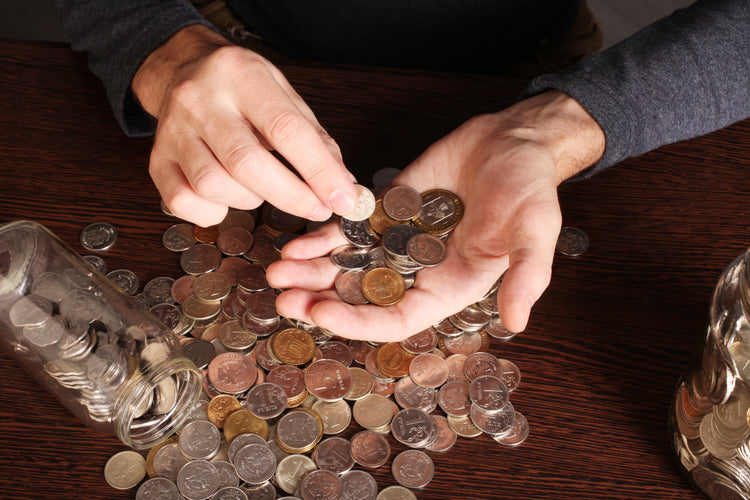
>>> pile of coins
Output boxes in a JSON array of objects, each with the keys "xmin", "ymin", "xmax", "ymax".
[
  {"xmin": 332, "ymin": 185, "xmax": 460, "ymax": 307},
  {"xmin": 90, "ymin": 186, "xmax": 528, "ymax": 499}
]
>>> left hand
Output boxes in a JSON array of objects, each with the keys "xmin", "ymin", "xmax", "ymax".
[{"xmin": 265, "ymin": 91, "xmax": 605, "ymax": 341}]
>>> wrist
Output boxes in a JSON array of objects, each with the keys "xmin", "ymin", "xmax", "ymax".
[
  {"xmin": 132, "ymin": 24, "xmax": 232, "ymax": 118},
  {"xmin": 501, "ymin": 90, "xmax": 606, "ymax": 183}
]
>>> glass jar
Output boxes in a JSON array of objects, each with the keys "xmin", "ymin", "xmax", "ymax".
[
  {"xmin": 671, "ymin": 248, "xmax": 750, "ymax": 499},
  {"xmin": 0, "ymin": 221, "xmax": 202, "ymax": 450}
]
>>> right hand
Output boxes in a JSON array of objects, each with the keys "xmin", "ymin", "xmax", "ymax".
[{"xmin": 132, "ymin": 25, "xmax": 358, "ymax": 226}]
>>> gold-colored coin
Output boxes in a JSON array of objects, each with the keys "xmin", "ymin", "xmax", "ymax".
[
  {"xmin": 375, "ymin": 342, "xmax": 415, "ymax": 379},
  {"xmin": 207, "ymin": 394, "xmax": 242, "ymax": 429},
  {"xmin": 412, "ymin": 189, "xmax": 463, "ymax": 236},
  {"xmin": 447, "ymin": 414, "xmax": 483, "ymax": 438},
  {"xmin": 269, "ymin": 328, "xmax": 316, "ymax": 366},
  {"xmin": 218, "ymin": 319, "xmax": 257, "ymax": 351},
  {"xmin": 223, "ymin": 409, "xmax": 269, "ymax": 444},
  {"xmin": 361, "ymin": 267, "xmax": 405, "ymax": 306},
  {"xmin": 145, "ymin": 435, "xmax": 178, "ymax": 478},
  {"xmin": 181, "ymin": 294, "xmax": 221, "ymax": 321},
  {"xmin": 367, "ymin": 198, "xmax": 401, "ymax": 236}
]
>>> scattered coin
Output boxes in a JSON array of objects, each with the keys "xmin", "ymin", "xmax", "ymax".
[
  {"xmin": 556, "ymin": 226, "xmax": 589, "ymax": 256},
  {"xmin": 80, "ymin": 222, "xmax": 117, "ymax": 251}
]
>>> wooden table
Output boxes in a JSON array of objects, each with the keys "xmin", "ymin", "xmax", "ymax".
[{"xmin": 1, "ymin": 38, "xmax": 748, "ymax": 499}]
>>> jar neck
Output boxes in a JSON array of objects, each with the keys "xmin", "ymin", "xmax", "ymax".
[{"xmin": 114, "ymin": 355, "xmax": 201, "ymax": 450}]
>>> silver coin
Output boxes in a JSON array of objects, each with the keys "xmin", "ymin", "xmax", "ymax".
[
  {"xmin": 106, "ymin": 268, "xmax": 140, "ymax": 295},
  {"xmin": 340, "ymin": 469, "xmax": 378, "ymax": 500},
  {"xmin": 136, "ymin": 477, "xmax": 180, "ymax": 500},
  {"xmin": 233, "ymin": 443, "xmax": 277, "ymax": 485},
  {"xmin": 340, "ymin": 218, "xmax": 378, "ymax": 248},
  {"xmin": 143, "ymin": 276, "xmax": 176, "ymax": 306},
  {"xmin": 330, "ymin": 245, "xmax": 371, "ymax": 270},
  {"xmin": 213, "ymin": 487, "xmax": 249, "ymax": 500},
  {"xmin": 176, "ymin": 459, "xmax": 220, "ymax": 500},
  {"xmin": 344, "ymin": 185, "xmax": 376, "ymax": 222},
  {"xmin": 179, "ymin": 419, "xmax": 222, "ymax": 460},
  {"xmin": 391, "ymin": 449, "xmax": 434, "ymax": 489},
  {"xmin": 80, "ymin": 222, "xmax": 117, "ymax": 251},
  {"xmin": 81, "ymin": 254, "xmax": 107, "ymax": 274},
  {"xmin": 163, "ymin": 223, "xmax": 196, "ymax": 252},
  {"xmin": 556, "ymin": 226, "xmax": 589, "ymax": 256}
]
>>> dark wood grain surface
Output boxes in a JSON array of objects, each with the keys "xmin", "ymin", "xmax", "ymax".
[{"xmin": 1, "ymin": 38, "xmax": 748, "ymax": 499}]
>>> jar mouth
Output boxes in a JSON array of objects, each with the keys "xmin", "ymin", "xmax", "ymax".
[{"xmin": 115, "ymin": 356, "xmax": 202, "ymax": 450}]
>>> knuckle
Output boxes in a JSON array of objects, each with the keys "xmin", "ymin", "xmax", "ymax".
[
  {"xmin": 190, "ymin": 163, "xmax": 226, "ymax": 200},
  {"xmin": 265, "ymin": 110, "xmax": 304, "ymax": 145}
]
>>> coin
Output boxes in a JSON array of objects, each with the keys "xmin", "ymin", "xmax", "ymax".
[
  {"xmin": 216, "ymin": 226, "xmax": 254, "ymax": 256},
  {"xmin": 80, "ymin": 222, "xmax": 117, "ymax": 251},
  {"xmin": 425, "ymin": 415, "xmax": 458, "ymax": 453},
  {"xmin": 344, "ymin": 184, "xmax": 376, "ymax": 222},
  {"xmin": 106, "ymin": 268, "xmax": 139, "ymax": 295},
  {"xmin": 104, "ymin": 450, "xmax": 146, "ymax": 490},
  {"xmin": 275, "ymin": 407, "xmax": 324, "ymax": 453},
  {"xmin": 317, "ymin": 340, "xmax": 354, "ymax": 367},
  {"xmin": 299, "ymin": 470, "xmax": 344, "ymax": 500},
  {"xmin": 312, "ymin": 398, "xmax": 352, "ymax": 435},
  {"xmin": 246, "ymin": 382, "xmax": 287, "ymax": 419},
  {"xmin": 270, "ymin": 328, "xmax": 316, "ymax": 366},
  {"xmin": 176, "ymin": 459, "xmax": 220, "ymax": 499},
  {"xmin": 367, "ymin": 198, "xmax": 401, "ymax": 236},
  {"xmin": 340, "ymin": 217, "xmax": 379, "ymax": 248},
  {"xmin": 207, "ymin": 394, "xmax": 242, "ymax": 428},
  {"xmin": 335, "ymin": 270, "xmax": 369, "ymax": 305},
  {"xmin": 469, "ymin": 374, "xmax": 510, "ymax": 413},
  {"xmin": 437, "ymin": 380, "xmax": 472, "ymax": 417},
  {"xmin": 361, "ymin": 267, "xmax": 405, "ymax": 306},
  {"xmin": 162, "ymin": 223, "xmax": 196, "ymax": 252},
  {"xmin": 312, "ymin": 436, "xmax": 355, "ymax": 474},
  {"xmin": 349, "ymin": 430, "xmax": 391, "ymax": 468},
  {"xmin": 304, "ymin": 358, "xmax": 353, "ymax": 402},
  {"xmin": 276, "ymin": 454, "xmax": 317, "ymax": 494},
  {"xmin": 223, "ymin": 409, "xmax": 269, "ymax": 443},
  {"xmin": 233, "ymin": 443, "xmax": 277, "ymax": 485},
  {"xmin": 400, "ymin": 327, "xmax": 438, "ymax": 355},
  {"xmin": 382, "ymin": 185, "xmax": 422, "ymax": 221},
  {"xmin": 375, "ymin": 342, "xmax": 415, "ymax": 379},
  {"xmin": 207, "ymin": 352, "xmax": 258, "ymax": 395},
  {"xmin": 412, "ymin": 189, "xmax": 463, "ymax": 236},
  {"xmin": 194, "ymin": 271, "xmax": 232, "ymax": 302},
  {"xmin": 219, "ymin": 209, "xmax": 256, "ymax": 233},
  {"xmin": 464, "ymin": 352, "xmax": 502, "ymax": 381},
  {"xmin": 266, "ymin": 364, "xmax": 306, "ymax": 402},
  {"xmin": 331, "ymin": 245, "xmax": 371, "ymax": 270},
  {"xmin": 181, "ymin": 244, "xmax": 223, "ymax": 275},
  {"xmin": 179, "ymin": 419, "xmax": 222, "ymax": 460},
  {"xmin": 136, "ymin": 477, "xmax": 179, "ymax": 500},
  {"xmin": 493, "ymin": 410, "xmax": 529, "ymax": 447},
  {"xmin": 406, "ymin": 233, "xmax": 446, "ymax": 267},
  {"xmin": 409, "ymin": 352, "xmax": 449, "ymax": 388},
  {"xmin": 556, "ymin": 226, "xmax": 589, "ymax": 256},
  {"xmin": 391, "ymin": 449, "xmax": 434, "ymax": 488},
  {"xmin": 340, "ymin": 470, "xmax": 378, "ymax": 500}
]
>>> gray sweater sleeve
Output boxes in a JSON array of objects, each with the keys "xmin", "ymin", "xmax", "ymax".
[
  {"xmin": 51, "ymin": 0, "xmax": 215, "ymax": 137},
  {"xmin": 525, "ymin": 0, "xmax": 750, "ymax": 177}
]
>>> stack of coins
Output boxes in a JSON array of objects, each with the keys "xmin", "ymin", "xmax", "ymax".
[
  {"xmin": 333, "ymin": 185, "xmax": 460, "ymax": 308},
  {"xmin": 94, "ymin": 181, "xmax": 529, "ymax": 499}
]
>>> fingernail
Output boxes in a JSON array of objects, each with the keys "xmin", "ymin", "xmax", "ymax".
[
  {"xmin": 309, "ymin": 204, "xmax": 332, "ymax": 221},
  {"xmin": 328, "ymin": 188, "xmax": 356, "ymax": 215}
]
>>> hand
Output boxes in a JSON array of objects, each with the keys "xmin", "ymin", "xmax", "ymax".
[
  {"xmin": 266, "ymin": 91, "xmax": 605, "ymax": 341},
  {"xmin": 132, "ymin": 25, "xmax": 358, "ymax": 226}
]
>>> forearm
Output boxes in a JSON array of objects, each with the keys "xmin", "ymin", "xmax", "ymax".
[{"xmin": 526, "ymin": 0, "xmax": 750, "ymax": 176}]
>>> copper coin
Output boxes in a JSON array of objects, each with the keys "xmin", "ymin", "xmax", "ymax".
[
  {"xmin": 216, "ymin": 226, "xmax": 254, "ymax": 256},
  {"xmin": 217, "ymin": 256, "xmax": 251, "ymax": 286},
  {"xmin": 361, "ymin": 267, "xmax": 405, "ymax": 306},
  {"xmin": 391, "ymin": 450, "xmax": 434, "ymax": 489},
  {"xmin": 267, "ymin": 364, "xmax": 306, "ymax": 400},
  {"xmin": 408, "ymin": 352, "xmax": 449, "ymax": 388},
  {"xmin": 349, "ymin": 431, "xmax": 391, "ymax": 468},
  {"xmin": 207, "ymin": 352, "xmax": 258, "ymax": 395},
  {"xmin": 437, "ymin": 380, "xmax": 472, "ymax": 417},
  {"xmin": 245, "ymin": 290, "xmax": 279, "ymax": 322},
  {"xmin": 193, "ymin": 223, "xmax": 220, "ymax": 244},
  {"xmin": 424, "ymin": 415, "xmax": 457, "ymax": 453},
  {"xmin": 304, "ymin": 359, "xmax": 353, "ymax": 402},
  {"xmin": 382, "ymin": 185, "xmax": 422, "ymax": 221},
  {"xmin": 335, "ymin": 270, "xmax": 369, "ymax": 305},
  {"xmin": 170, "ymin": 274, "xmax": 197, "ymax": 304},
  {"xmin": 406, "ymin": 233, "xmax": 446, "ymax": 267},
  {"xmin": 348, "ymin": 339, "xmax": 377, "ymax": 365},
  {"xmin": 246, "ymin": 382, "xmax": 287, "ymax": 419},
  {"xmin": 317, "ymin": 340, "xmax": 354, "ymax": 367},
  {"xmin": 219, "ymin": 209, "xmax": 256, "ymax": 233},
  {"xmin": 236, "ymin": 263, "xmax": 270, "ymax": 292}
]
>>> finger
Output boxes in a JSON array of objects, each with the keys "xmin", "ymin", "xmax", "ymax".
[
  {"xmin": 275, "ymin": 288, "xmax": 340, "ymax": 325},
  {"xmin": 168, "ymin": 131, "xmax": 265, "ymax": 211},
  {"xmin": 279, "ymin": 221, "xmax": 347, "ymax": 260},
  {"xmin": 236, "ymin": 79, "xmax": 358, "ymax": 216},
  {"xmin": 149, "ymin": 153, "xmax": 229, "ymax": 226},
  {"xmin": 266, "ymin": 256, "xmax": 339, "ymax": 291},
  {"xmin": 197, "ymin": 112, "xmax": 337, "ymax": 221},
  {"xmin": 496, "ymin": 201, "xmax": 561, "ymax": 332}
]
